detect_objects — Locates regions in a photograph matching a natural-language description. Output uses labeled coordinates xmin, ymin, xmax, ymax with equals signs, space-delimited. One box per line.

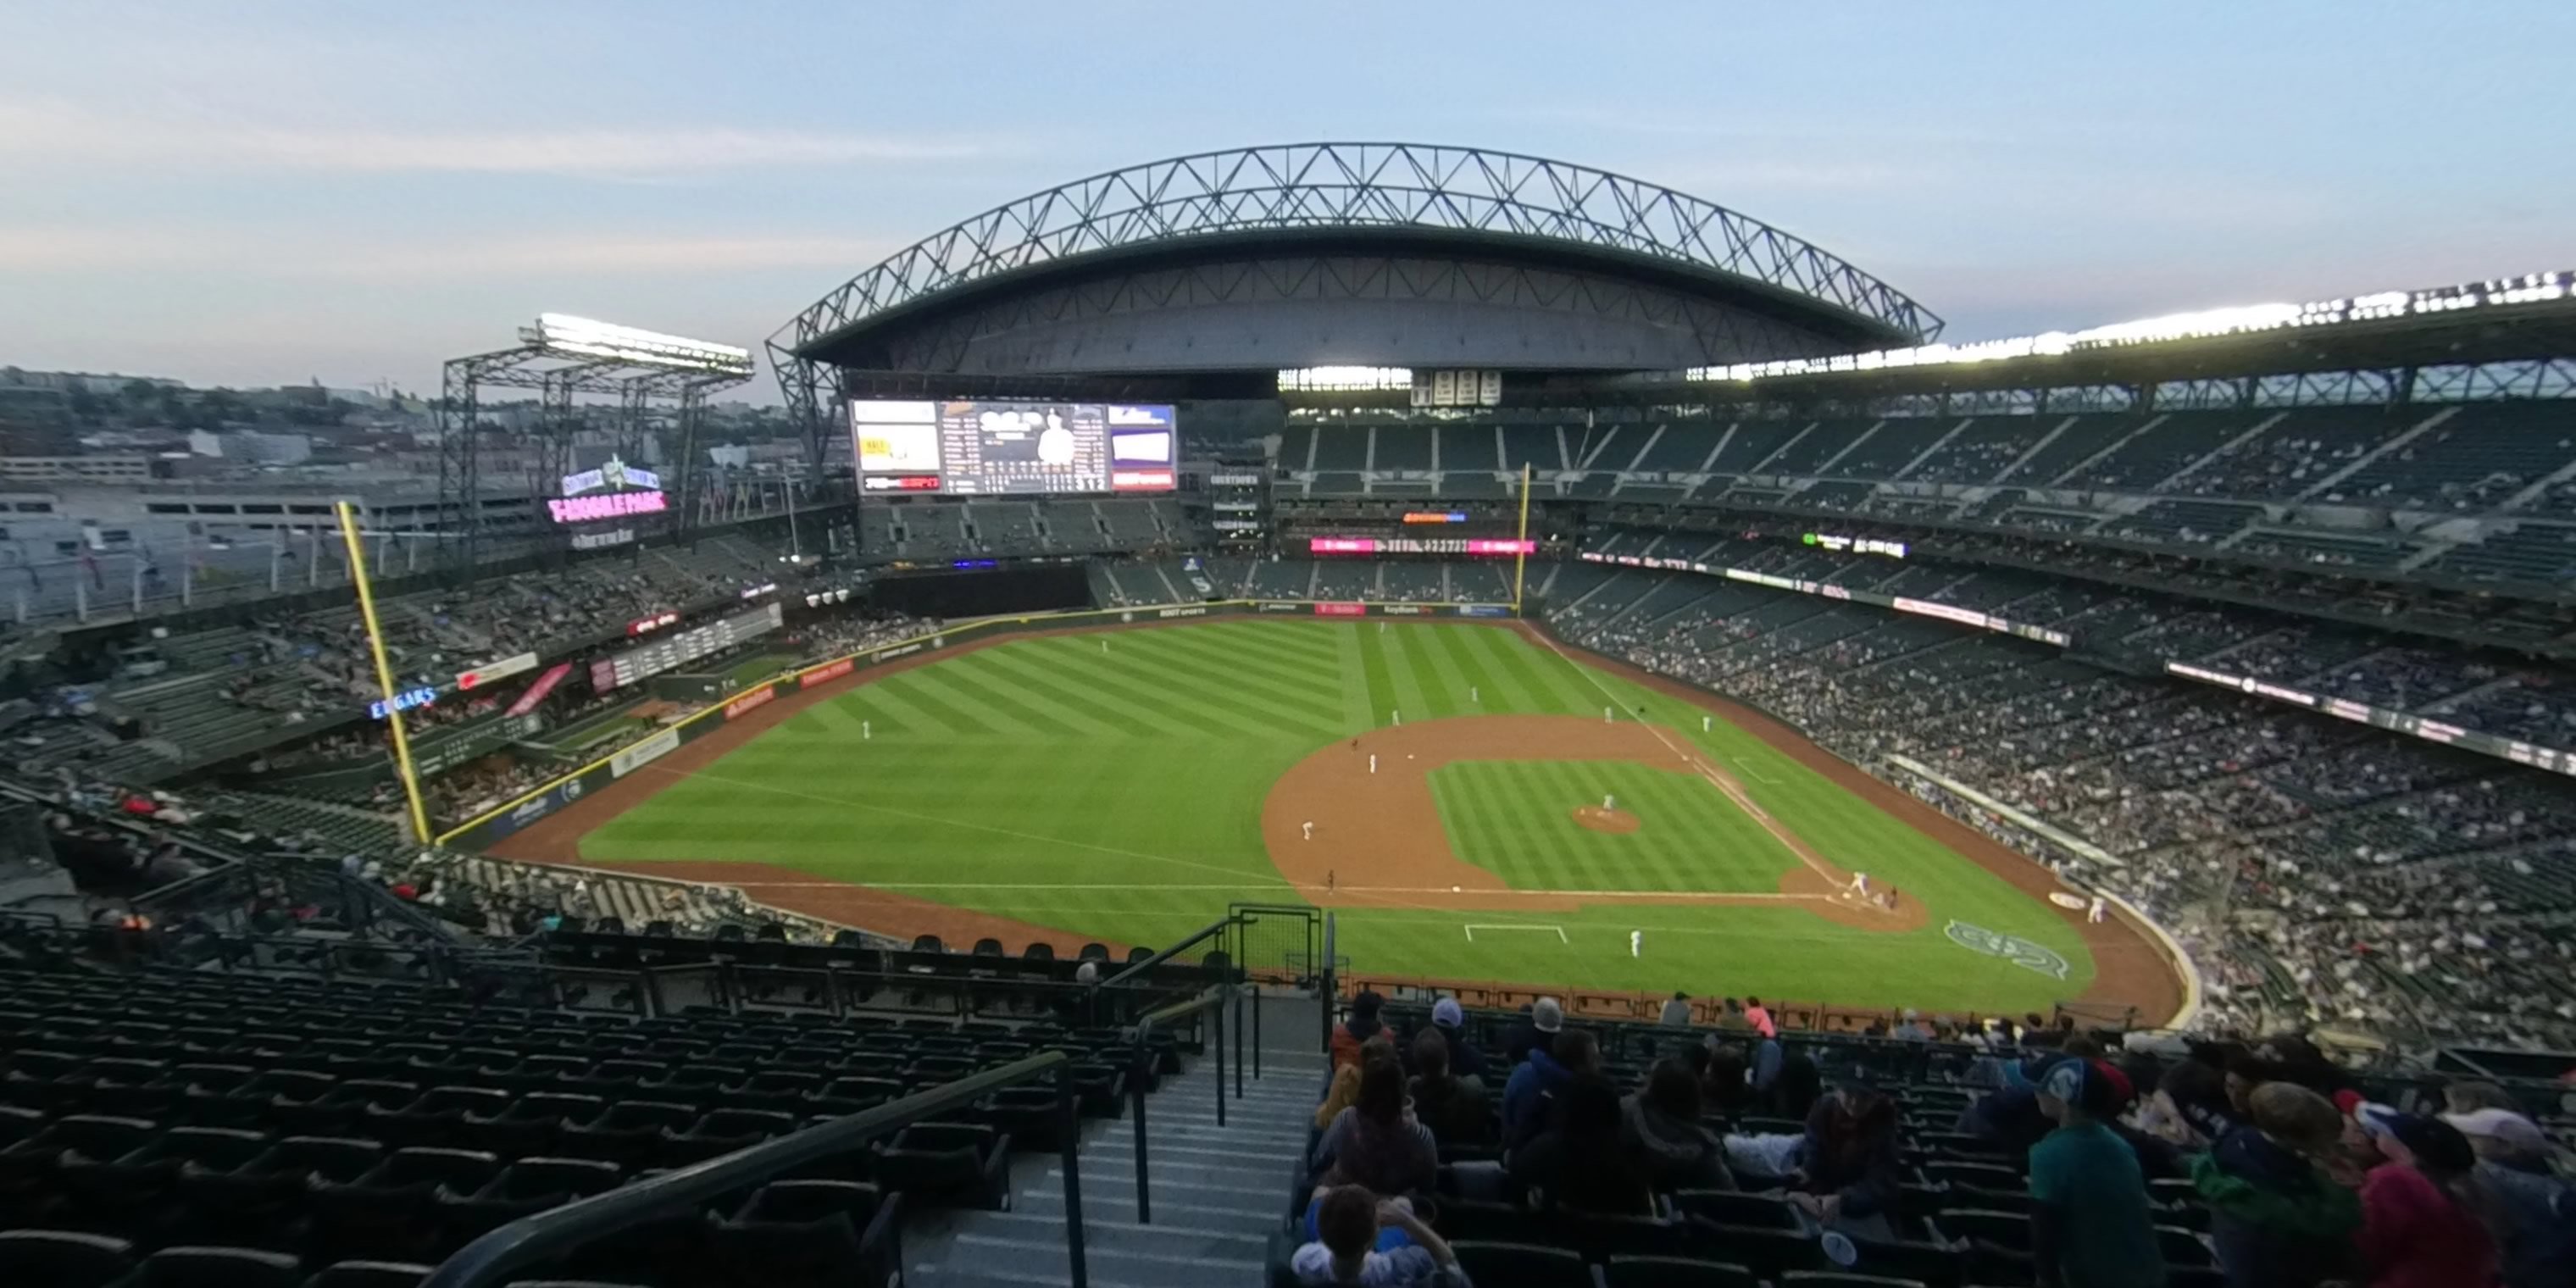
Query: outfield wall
xmin=438 ymin=597 xmax=1520 ymax=851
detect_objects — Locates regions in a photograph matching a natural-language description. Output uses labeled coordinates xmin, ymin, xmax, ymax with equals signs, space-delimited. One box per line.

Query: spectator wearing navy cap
xmin=2027 ymin=1056 xmax=2167 ymax=1288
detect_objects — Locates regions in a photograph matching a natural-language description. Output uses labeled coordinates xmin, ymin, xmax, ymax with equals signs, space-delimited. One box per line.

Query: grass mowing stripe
xmin=1046 ymin=630 xmax=1342 ymax=722
xmin=1402 ymin=625 xmax=1481 ymax=716
xmin=1023 ymin=643 xmax=1291 ymax=741
xmin=1145 ymin=630 xmax=1351 ymax=718
xmin=1113 ymin=640 xmax=1350 ymax=739
xmin=1352 ymin=624 xmax=1402 ymax=726
xmin=1447 ymin=625 xmax=1545 ymax=713
xmin=1191 ymin=621 xmax=1342 ymax=669
xmin=920 ymin=652 xmax=1130 ymax=740
xmin=1331 ymin=626 xmax=1378 ymax=731
xmin=902 ymin=662 xmax=1077 ymax=739
xmin=972 ymin=647 xmax=1206 ymax=739
xmin=872 ymin=669 xmax=1029 ymax=739
xmin=1467 ymin=625 xmax=1585 ymax=715
xmin=1370 ymin=626 xmax=1435 ymax=721
xmin=847 ymin=675 xmax=990 ymax=739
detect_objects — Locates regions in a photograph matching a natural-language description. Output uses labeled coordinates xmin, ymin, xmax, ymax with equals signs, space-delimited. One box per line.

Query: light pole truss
xmin=435 ymin=338 xmax=751 ymax=568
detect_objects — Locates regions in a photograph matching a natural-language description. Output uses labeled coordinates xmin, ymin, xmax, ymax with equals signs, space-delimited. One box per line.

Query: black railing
xmin=1321 ymin=911 xmax=1338 ymax=1052
xmin=423 ymin=1051 xmax=1088 ymax=1288
xmin=1127 ymin=985 xmax=1235 ymax=1224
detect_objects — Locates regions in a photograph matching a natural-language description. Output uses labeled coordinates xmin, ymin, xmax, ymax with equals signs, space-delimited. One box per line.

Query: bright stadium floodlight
xmin=530 ymin=314 xmax=756 ymax=375
xmin=1279 ymin=365 xmax=1413 ymax=391
xmin=1687 ymin=268 xmax=2573 ymax=384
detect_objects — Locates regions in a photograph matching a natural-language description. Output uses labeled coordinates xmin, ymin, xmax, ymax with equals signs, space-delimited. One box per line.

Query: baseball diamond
xmin=492 ymin=618 xmax=2183 ymax=1020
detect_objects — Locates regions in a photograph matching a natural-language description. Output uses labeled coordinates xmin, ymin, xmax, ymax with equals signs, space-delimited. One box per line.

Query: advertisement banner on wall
xmin=465 ymin=772 xmax=597 ymax=847
xmin=800 ymin=658 xmax=856 ymax=689
xmin=1380 ymin=605 xmax=1430 ymax=615
xmin=1456 ymin=604 xmax=1513 ymax=618
xmin=1258 ymin=602 xmax=1303 ymax=613
xmin=1313 ymin=602 xmax=1368 ymax=617
xmin=724 ymin=686 xmax=779 ymax=720
xmin=609 ymin=728 xmax=681 ymax=779
xmin=455 ymin=652 xmax=538 ymax=691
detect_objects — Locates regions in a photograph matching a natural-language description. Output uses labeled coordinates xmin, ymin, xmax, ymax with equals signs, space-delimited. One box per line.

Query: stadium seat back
xmin=303 ymin=1262 xmax=434 ymax=1288
xmin=131 ymin=1245 xmax=303 ymax=1288
xmin=1450 ymin=1241 xmax=1591 ymax=1288
xmin=1603 ymin=1256 xmax=1760 ymax=1288
xmin=0 ymin=1229 xmax=136 ymax=1288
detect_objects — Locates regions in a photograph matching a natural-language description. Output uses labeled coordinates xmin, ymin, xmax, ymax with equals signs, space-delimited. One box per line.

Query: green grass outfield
xmin=577 ymin=620 xmax=2096 ymax=1013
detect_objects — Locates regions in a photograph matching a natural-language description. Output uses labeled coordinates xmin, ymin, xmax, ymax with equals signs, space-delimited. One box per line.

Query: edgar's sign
xmin=1944 ymin=920 xmax=2072 ymax=980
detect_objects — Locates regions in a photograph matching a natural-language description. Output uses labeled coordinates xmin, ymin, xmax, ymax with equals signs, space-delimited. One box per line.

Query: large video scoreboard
xmin=850 ymin=399 xmax=1177 ymax=496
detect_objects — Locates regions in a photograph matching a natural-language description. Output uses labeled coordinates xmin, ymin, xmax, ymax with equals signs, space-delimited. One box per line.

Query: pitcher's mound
xmin=1572 ymin=805 xmax=1639 ymax=835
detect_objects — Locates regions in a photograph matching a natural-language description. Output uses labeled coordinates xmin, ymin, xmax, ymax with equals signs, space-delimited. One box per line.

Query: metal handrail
xmin=1093 ymin=916 xmax=1231 ymax=992
xmin=1127 ymin=985 xmax=1235 ymax=1224
xmin=423 ymin=1050 xmax=1088 ymax=1288
xmin=1320 ymin=912 xmax=1338 ymax=1052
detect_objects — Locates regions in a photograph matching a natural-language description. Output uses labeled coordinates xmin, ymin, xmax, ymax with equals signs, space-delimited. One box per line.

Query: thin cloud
xmin=0 ymin=97 xmax=997 ymax=175
xmin=0 ymin=224 xmax=901 ymax=277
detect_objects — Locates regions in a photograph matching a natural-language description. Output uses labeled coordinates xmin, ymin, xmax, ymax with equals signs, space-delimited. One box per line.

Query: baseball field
xmin=494 ymin=619 xmax=2182 ymax=1020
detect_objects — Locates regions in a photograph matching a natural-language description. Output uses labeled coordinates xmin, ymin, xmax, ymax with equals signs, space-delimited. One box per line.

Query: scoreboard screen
xmin=850 ymin=399 xmax=1176 ymax=496
xmin=590 ymin=602 xmax=784 ymax=693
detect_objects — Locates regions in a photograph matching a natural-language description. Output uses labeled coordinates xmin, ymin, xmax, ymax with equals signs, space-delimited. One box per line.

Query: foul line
xmin=1465 ymin=924 xmax=1568 ymax=943
xmin=701 ymin=878 xmax=1831 ymax=902
xmin=1732 ymin=756 xmax=1783 ymax=785
xmin=1526 ymin=629 xmax=1840 ymax=886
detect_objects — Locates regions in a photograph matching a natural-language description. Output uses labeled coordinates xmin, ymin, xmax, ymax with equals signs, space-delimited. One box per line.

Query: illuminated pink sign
xmin=549 ymin=491 xmax=668 ymax=524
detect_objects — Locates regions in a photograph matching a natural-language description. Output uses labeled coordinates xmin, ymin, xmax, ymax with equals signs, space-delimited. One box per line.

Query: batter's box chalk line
xmin=1463 ymin=924 xmax=1568 ymax=943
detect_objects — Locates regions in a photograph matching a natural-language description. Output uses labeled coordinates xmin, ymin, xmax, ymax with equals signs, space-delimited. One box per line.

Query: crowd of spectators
xmin=1294 ymin=990 xmax=2573 ymax=1288
xmin=10 ymin=762 xmax=797 ymax=947
xmin=1550 ymin=567 xmax=2576 ymax=1052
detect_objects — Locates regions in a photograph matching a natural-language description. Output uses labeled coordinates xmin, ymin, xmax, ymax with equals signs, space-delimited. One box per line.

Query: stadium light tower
xmin=436 ymin=314 xmax=756 ymax=569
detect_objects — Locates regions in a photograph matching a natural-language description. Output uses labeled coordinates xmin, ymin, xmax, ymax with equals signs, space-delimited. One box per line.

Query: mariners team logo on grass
xmin=1944 ymin=920 xmax=2071 ymax=979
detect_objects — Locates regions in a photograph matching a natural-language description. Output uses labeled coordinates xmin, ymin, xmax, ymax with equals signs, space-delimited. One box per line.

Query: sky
xmin=2 ymin=0 xmax=2568 ymax=398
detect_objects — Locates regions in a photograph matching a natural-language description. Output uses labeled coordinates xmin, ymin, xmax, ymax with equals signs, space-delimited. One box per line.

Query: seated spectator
xmin=1702 ymin=1041 xmax=1755 ymax=1118
xmin=2353 ymin=1109 xmax=2500 ymax=1288
xmin=2142 ymin=1058 xmax=2240 ymax=1152
xmin=1621 ymin=1057 xmax=1729 ymax=1190
xmin=2191 ymin=1082 xmax=2362 ymax=1288
xmin=1504 ymin=997 xmax=1558 ymax=1066
xmin=1785 ymin=1084 xmax=1902 ymax=1240
xmin=1510 ymin=1076 xmax=1653 ymax=1214
xmin=1715 ymin=997 xmax=1753 ymax=1033
xmin=1313 ymin=1056 xmax=1436 ymax=1197
xmin=1332 ymin=990 xmax=1387 ymax=1071
xmin=1316 ymin=1035 xmax=1396 ymax=1131
xmin=2028 ymin=1057 xmax=2167 ymax=1288
xmin=1658 ymin=990 xmax=1692 ymax=1026
xmin=1430 ymin=996 xmax=1486 ymax=1080
xmin=1768 ymin=1049 xmax=1822 ymax=1121
xmin=2443 ymin=1108 xmax=2573 ymax=1288
xmin=1744 ymin=995 xmax=1777 ymax=1038
xmin=1502 ymin=1022 xmax=1595 ymax=1149
xmin=1290 ymin=1184 xmax=1463 ymax=1287
xmin=1407 ymin=1029 xmax=1490 ymax=1148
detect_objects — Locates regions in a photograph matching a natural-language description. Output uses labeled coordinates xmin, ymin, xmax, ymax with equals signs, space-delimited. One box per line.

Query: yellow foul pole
xmin=1511 ymin=463 xmax=1533 ymax=612
xmin=336 ymin=502 xmax=433 ymax=844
